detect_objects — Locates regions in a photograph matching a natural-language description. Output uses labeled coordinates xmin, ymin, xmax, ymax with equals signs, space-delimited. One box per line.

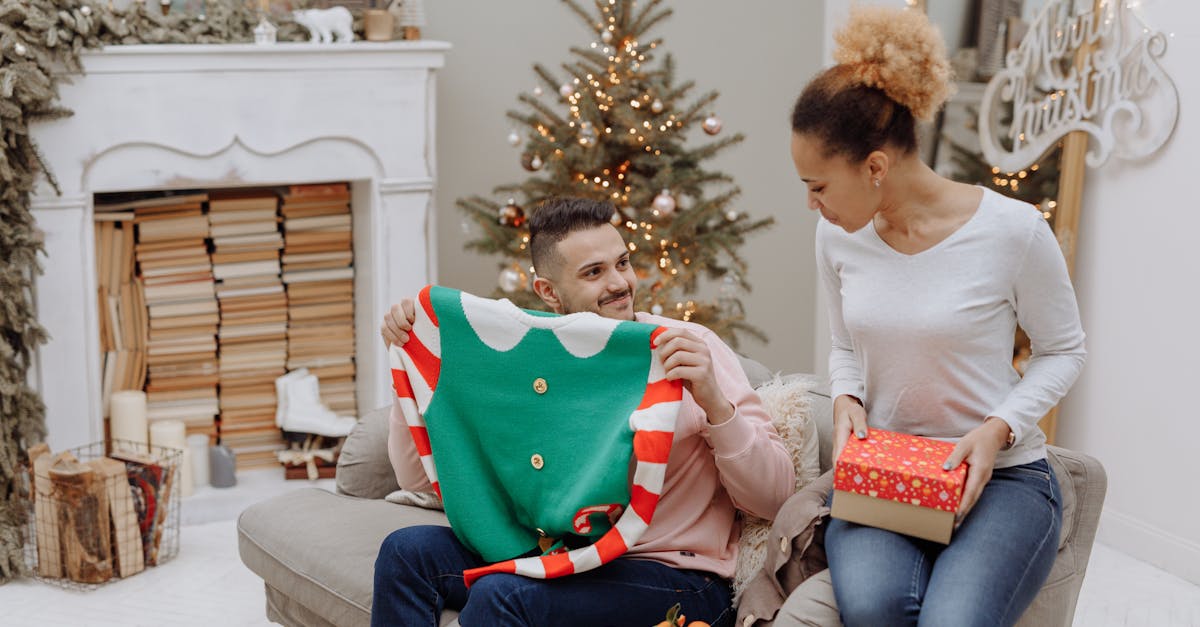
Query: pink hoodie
xmin=388 ymin=312 xmax=794 ymax=578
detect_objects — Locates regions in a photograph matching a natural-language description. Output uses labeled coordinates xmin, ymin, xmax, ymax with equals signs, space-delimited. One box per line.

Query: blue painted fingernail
xmin=943 ymin=462 xmax=953 ymax=470
xmin=856 ymin=430 xmax=866 ymax=439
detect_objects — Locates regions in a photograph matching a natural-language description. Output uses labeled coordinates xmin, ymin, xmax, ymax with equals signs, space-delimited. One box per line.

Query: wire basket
xmin=23 ymin=440 xmax=182 ymax=590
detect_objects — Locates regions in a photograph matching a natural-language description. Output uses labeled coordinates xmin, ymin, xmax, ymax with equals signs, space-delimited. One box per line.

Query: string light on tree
xmin=533 ymin=85 xmax=543 ymax=97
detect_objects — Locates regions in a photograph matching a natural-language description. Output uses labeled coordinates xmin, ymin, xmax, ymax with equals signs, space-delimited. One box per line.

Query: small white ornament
xmin=601 ymin=30 xmax=613 ymax=43
xmin=80 ymin=5 xmax=92 ymax=15
xmin=702 ymin=113 xmax=723 ymax=135
xmin=14 ymin=42 xmax=27 ymax=57
xmin=292 ymin=7 xmax=354 ymax=44
xmin=726 ymin=210 xmax=740 ymax=221
xmin=560 ymin=83 xmax=575 ymax=99
xmin=652 ymin=189 xmax=676 ymax=215
xmin=650 ymin=99 xmax=664 ymax=113
xmin=254 ymin=17 xmax=277 ymax=45
xmin=499 ymin=268 xmax=527 ymax=293
xmin=533 ymin=86 xmax=544 ymax=97
xmin=529 ymin=155 xmax=543 ymax=170
xmin=578 ymin=123 xmax=597 ymax=147
xmin=507 ymin=129 xmax=521 ymax=146
xmin=651 ymin=304 xmax=664 ymax=316
xmin=610 ymin=211 xmax=623 ymax=226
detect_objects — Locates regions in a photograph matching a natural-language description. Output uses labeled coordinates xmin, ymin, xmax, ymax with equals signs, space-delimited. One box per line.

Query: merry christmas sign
xmin=979 ymin=0 xmax=1179 ymax=172
xmin=831 ymin=428 xmax=968 ymax=544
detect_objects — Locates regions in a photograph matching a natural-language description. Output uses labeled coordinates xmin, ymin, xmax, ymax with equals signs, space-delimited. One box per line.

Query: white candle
xmin=149 ymin=419 xmax=192 ymax=498
xmin=110 ymin=390 xmax=148 ymax=447
xmin=187 ymin=434 xmax=210 ymax=489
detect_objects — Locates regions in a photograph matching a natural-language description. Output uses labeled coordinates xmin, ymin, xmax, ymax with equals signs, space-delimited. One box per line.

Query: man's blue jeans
xmin=371 ymin=525 xmax=734 ymax=627
xmin=825 ymin=458 xmax=1062 ymax=627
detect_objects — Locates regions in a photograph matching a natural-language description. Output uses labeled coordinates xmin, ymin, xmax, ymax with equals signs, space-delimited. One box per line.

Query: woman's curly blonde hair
xmin=790 ymin=7 xmax=954 ymax=161
xmin=833 ymin=6 xmax=954 ymax=122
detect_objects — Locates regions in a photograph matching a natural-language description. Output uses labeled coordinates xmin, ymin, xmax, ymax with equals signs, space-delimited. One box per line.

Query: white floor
xmin=2 ymin=470 xmax=1198 ymax=626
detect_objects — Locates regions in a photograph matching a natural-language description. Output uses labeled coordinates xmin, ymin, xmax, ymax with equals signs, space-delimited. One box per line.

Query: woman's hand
xmin=943 ymin=416 xmax=1013 ymax=525
xmin=380 ymin=299 xmax=416 ymax=347
xmin=832 ymin=394 xmax=868 ymax=461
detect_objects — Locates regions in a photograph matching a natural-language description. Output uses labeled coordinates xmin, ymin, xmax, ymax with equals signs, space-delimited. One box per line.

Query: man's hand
xmin=943 ymin=416 xmax=1012 ymax=526
xmin=652 ymin=328 xmax=734 ymax=425
xmin=380 ymin=300 xmax=416 ymax=348
xmin=832 ymin=394 xmax=868 ymax=462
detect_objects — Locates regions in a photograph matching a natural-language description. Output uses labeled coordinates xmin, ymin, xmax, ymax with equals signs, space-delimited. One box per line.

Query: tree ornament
xmin=14 ymin=42 xmax=27 ymax=57
xmin=702 ymin=113 xmax=723 ymax=135
xmin=520 ymin=153 xmax=543 ymax=171
xmin=651 ymin=99 xmax=664 ymax=113
xmin=652 ymin=189 xmax=676 ymax=214
xmin=507 ymin=129 xmax=522 ymax=146
xmin=533 ymin=86 xmax=544 ymax=97
xmin=81 ymin=5 xmax=92 ymax=15
xmin=726 ymin=210 xmax=740 ymax=221
xmin=559 ymin=83 xmax=575 ymax=99
xmin=651 ymin=304 xmax=664 ymax=316
xmin=578 ymin=123 xmax=597 ymax=147
xmin=499 ymin=267 xmax=528 ymax=293
xmin=610 ymin=210 xmax=624 ymax=226
xmin=601 ymin=30 xmax=613 ymax=43
xmin=498 ymin=199 xmax=526 ymax=227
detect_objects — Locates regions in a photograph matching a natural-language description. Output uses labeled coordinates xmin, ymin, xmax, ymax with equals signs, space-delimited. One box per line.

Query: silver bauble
xmin=652 ymin=189 xmax=676 ymax=215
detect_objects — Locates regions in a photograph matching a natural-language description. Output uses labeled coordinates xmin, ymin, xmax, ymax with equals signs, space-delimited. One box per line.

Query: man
xmin=373 ymin=197 xmax=793 ymax=626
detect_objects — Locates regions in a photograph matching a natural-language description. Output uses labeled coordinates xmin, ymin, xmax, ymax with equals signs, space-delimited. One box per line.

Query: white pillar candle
xmin=187 ymin=434 xmax=210 ymax=489
xmin=149 ymin=419 xmax=192 ymax=498
xmin=110 ymin=390 xmax=148 ymax=447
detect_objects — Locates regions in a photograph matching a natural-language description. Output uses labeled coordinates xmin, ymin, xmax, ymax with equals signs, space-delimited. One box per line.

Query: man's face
xmin=538 ymin=224 xmax=637 ymax=320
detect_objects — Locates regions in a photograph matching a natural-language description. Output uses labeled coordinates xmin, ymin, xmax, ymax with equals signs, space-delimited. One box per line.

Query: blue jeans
xmin=825 ymin=459 xmax=1062 ymax=627
xmin=371 ymin=525 xmax=734 ymax=627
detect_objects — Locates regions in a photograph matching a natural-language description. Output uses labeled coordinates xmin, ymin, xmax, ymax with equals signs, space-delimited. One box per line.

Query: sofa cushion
xmin=238 ymin=488 xmax=450 ymax=627
xmin=336 ymin=406 xmax=398 ymax=499
xmin=733 ymin=375 xmax=822 ymax=602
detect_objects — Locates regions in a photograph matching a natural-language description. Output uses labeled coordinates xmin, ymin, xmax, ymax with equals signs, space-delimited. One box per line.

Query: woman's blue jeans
xmin=825 ymin=458 xmax=1062 ymax=627
xmin=371 ymin=525 xmax=734 ymax=627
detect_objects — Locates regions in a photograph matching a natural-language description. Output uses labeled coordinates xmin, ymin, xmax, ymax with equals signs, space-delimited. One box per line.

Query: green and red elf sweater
xmin=388 ymin=285 xmax=683 ymax=586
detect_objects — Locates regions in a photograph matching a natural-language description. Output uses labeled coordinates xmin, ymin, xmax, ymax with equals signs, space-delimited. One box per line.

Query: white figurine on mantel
xmin=292 ymin=6 xmax=354 ymax=44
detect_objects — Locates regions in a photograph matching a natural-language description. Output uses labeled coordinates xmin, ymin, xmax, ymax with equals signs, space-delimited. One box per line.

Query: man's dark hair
xmin=528 ymin=197 xmax=618 ymax=277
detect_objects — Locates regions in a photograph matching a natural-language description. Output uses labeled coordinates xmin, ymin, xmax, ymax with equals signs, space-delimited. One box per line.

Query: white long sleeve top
xmin=816 ymin=187 xmax=1086 ymax=468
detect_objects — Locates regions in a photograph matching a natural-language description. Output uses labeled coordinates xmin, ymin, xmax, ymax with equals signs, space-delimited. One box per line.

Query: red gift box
xmin=831 ymin=428 xmax=968 ymax=544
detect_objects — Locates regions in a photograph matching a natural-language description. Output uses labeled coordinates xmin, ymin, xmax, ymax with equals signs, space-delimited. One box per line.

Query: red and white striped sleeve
xmin=387 ymin=285 xmax=443 ymax=494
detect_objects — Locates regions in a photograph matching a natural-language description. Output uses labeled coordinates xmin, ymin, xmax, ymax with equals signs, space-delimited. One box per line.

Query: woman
xmin=790 ymin=7 xmax=1086 ymax=626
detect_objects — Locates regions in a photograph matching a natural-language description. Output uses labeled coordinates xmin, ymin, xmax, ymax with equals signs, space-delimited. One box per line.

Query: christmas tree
xmin=457 ymin=0 xmax=773 ymax=346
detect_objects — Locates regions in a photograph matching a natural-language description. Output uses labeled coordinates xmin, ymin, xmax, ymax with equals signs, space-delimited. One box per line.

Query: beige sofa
xmin=238 ymin=371 xmax=1106 ymax=626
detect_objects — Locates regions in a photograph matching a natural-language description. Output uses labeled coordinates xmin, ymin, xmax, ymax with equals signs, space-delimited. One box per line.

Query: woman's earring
xmin=873 ymin=179 xmax=881 ymax=188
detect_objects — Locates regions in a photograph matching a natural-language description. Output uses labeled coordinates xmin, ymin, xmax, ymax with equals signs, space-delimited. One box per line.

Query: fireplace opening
xmin=93 ymin=182 xmax=357 ymax=471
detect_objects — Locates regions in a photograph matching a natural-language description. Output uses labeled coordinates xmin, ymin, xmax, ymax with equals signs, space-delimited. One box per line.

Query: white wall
xmin=1055 ymin=4 xmax=1200 ymax=585
xmin=423 ymin=1 xmax=824 ymax=374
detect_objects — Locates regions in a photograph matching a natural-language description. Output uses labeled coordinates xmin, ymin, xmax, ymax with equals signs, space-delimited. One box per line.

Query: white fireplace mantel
xmin=30 ymin=41 xmax=450 ymax=451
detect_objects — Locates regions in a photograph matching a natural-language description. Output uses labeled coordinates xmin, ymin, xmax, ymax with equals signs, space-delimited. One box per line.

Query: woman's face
xmin=790 ymin=132 xmax=878 ymax=232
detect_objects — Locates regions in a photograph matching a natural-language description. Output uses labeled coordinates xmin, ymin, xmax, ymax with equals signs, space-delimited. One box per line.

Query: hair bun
xmin=833 ymin=6 xmax=954 ymax=122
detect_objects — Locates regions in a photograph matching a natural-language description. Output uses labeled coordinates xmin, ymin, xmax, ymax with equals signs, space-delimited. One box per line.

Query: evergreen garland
xmin=0 ymin=0 xmax=326 ymax=584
